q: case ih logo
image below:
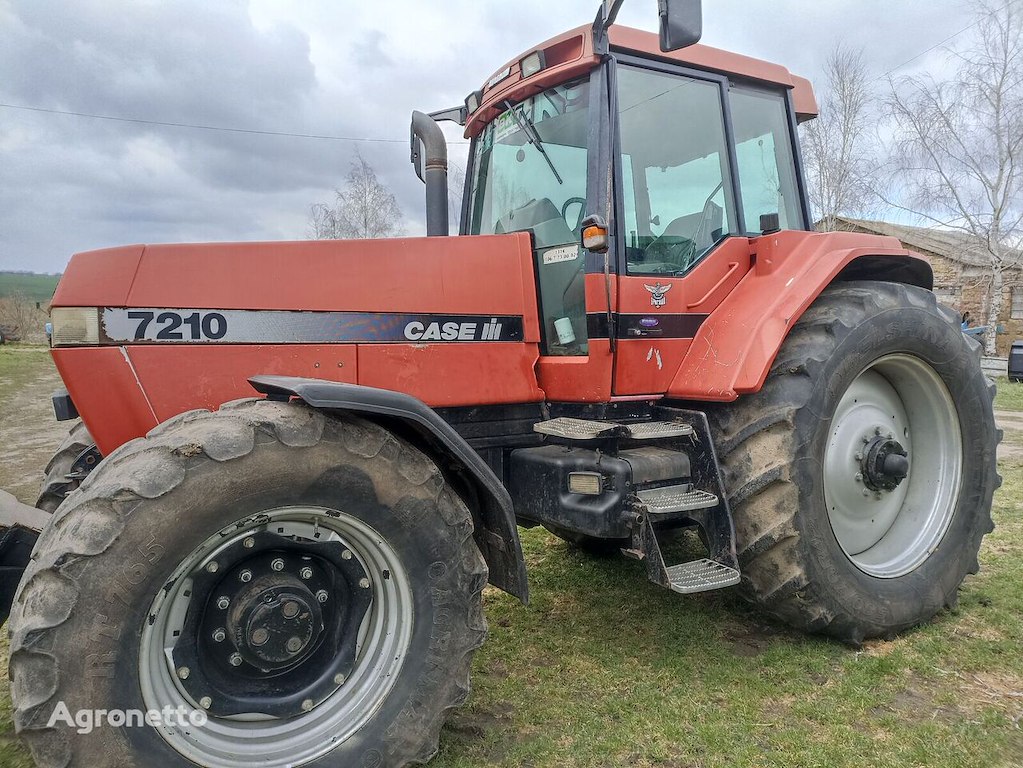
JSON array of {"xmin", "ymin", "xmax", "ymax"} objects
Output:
[
  {"xmin": 644, "ymin": 282, "xmax": 672, "ymax": 307},
  {"xmin": 403, "ymin": 319, "xmax": 505, "ymax": 342}
]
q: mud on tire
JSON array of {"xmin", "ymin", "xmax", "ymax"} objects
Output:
[
  {"xmin": 9, "ymin": 399, "xmax": 488, "ymax": 768},
  {"xmin": 36, "ymin": 421, "xmax": 96, "ymax": 513},
  {"xmin": 706, "ymin": 281, "xmax": 1000, "ymax": 644}
]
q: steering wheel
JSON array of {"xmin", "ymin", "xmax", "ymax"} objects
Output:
[{"xmin": 560, "ymin": 197, "xmax": 587, "ymax": 232}]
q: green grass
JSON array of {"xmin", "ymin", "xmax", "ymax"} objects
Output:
[
  {"xmin": 0, "ymin": 273, "xmax": 59, "ymax": 304},
  {"xmin": 0, "ymin": 352, "xmax": 1020, "ymax": 767},
  {"xmin": 995, "ymin": 378, "xmax": 1023, "ymax": 412}
]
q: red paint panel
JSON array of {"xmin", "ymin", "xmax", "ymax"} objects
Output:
[
  {"xmin": 357, "ymin": 343, "xmax": 543, "ymax": 407},
  {"xmin": 51, "ymin": 347, "xmax": 158, "ymax": 454},
  {"xmin": 616, "ymin": 238, "xmax": 751, "ymax": 313},
  {"xmin": 669, "ymin": 230, "xmax": 920, "ymax": 401},
  {"xmin": 51, "ymin": 246, "xmax": 144, "ymax": 307},
  {"xmin": 125, "ymin": 345, "xmax": 358, "ymax": 422},
  {"xmin": 613, "ymin": 339, "xmax": 693, "ymax": 395},
  {"xmin": 117, "ymin": 235, "xmax": 538, "ymax": 325},
  {"xmin": 614, "ymin": 238, "xmax": 751, "ymax": 395},
  {"xmin": 536, "ymin": 340, "xmax": 614, "ymax": 402}
]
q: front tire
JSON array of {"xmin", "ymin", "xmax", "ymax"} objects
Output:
[
  {"xmin": 10, "ymin": 399, "xmax": 487, "ymax": 768},
  {"xmin": 707, "ymin": 281, "xmax": 999, "ymax": 643}
]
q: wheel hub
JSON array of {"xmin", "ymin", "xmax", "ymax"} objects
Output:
[
  {"xmin": 861, "ymin": 434, "xmax": 910, "ymax": 492},
  {"xmin": 169, "ymin": 530, "xmax": 373, "ymax": 718},
  {"xmin": 227, "ymin": 574, "xmax": 322, "ymax": 670}
]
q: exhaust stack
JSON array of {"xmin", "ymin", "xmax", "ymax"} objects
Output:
[{"xmin": 410, "ymin": 111, "xmax": 449, "ymax": 237}]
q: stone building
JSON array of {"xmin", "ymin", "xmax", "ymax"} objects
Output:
[{"xmin": 830, "ymin": 218, "xmax": 1023, "ymax": 356}]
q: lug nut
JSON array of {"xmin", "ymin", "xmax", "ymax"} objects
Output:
[
  {"xmin": 271, "ymin": 558, "xmax": 285, "ymax": 572},
  {"xmin": 341, "ymin": 550, "xmax": 353, "ymax": 561},
  {"xmin": 282, "ymin": 601, "xmax": 300, "ymax": 619},
  {"xmin": 199, "ymin": 696, "xmax": 212, "ymax": 710},
  {"xmin": 239, "ymin": 569, "xmax": 252, "ymax": 583},
  {"xmin": 854, "ymin": 473, "xmax": 863, "ymax": 482},
  {"xmin": 216, "ymin": 596, "xmax": 230, "ymax": 610},
  {"xmin": 205, "ymin": 561, "xmax": 219, "ymax": 574},
  {"xmin": 286, "ymin": 636, "xmax": 303, "ymax": 653},
  {"xmin": 854, "ymin": 453, "xmax": 863, "ymax": 462},
  {"xmin": 333, "ymin": 673, "xmax": 346, "ymax": 686},
  {"xmin": 875, "ymin": 426, "xmax": 882, "ymax": 436},
  {"xmin": 316, "ymin": 590, "xmax": 329, "ymax": 603},
  {"xmin": 300, "ymin": 566, "xmax": 313, "ymax": 580},
  {"xmin": 358, "ymin": 578, "xmax": 371, "ymax": 589},
  {"xmin": 243, "ymin": 537, "xmax": 255, "ymax": 549},
  {"xmin": 301, "ymin": 699, "xmax": 314, "ymax": 712},
  {"xmin": 229, "ymin": 653, "xmax": 243, "ymax": 667},
  {"xmin": 862, "ymin": 489, "xmax": 869, "ymax": 497},
  {"xmin": 212, "ymin": 628, "xmax": 226, "ymax": 643},
  {"xmin": 177, "ymin": 666, "xmax": 190, "ymax": 680}
]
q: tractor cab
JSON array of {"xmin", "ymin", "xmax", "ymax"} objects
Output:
[{"xmin": 413, "ymin": 0, "xmax": 818, "ymax": 396}]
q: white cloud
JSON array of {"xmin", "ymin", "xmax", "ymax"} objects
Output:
[{"xmin": 0, "ymin": 0, "xmax": 973, "ymax": 272}]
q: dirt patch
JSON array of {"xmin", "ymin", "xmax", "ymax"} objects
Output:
[{"xmin": 0, "ymin": 361, "xmax": 68, "ymax": 504}]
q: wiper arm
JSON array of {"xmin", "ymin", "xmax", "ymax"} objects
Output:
[{"xmin": 503, "ymin": 100, "xmax": 563, "ymax": 185}]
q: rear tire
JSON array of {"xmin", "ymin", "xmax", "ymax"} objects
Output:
[
  {"xmin": 36, "ymin": 421, "xmax": 96, "ymax": 513},
  {"xmin": 10, "ymin": 399, "xmax": 487, "ymax": 768},
  {"xmin": 706, "ymin": 281, "xmax": 999, "ymax": 644}
]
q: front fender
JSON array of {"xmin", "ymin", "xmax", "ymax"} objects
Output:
[
  {"xmin": 249, "ymin": 375, "xmax": 529, "ymax": 602},
  {"xmin": 668, "ymin": 230, "xmax": 933, "ymax": 402}
]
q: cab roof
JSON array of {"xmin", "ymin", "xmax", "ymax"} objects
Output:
[{"xmin": 465, "ymin": 24, "xmax": 818, "ymax": 138}]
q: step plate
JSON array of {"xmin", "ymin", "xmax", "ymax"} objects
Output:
[
  {"xmin": 534, "ymin": 418, "xmax": 693, "ymax": 441},
  {"xmin": 636, "ymin": 486, "xmax": 718, "ymax": 515},
  {"xmin": 533, "ymin": 417, "xmax": 623, "ymax": 440},
  {"xmin": 625, "ymin": 421, "xmax": 694, "ymax": 440},
  {"xmin": 665, "ymin": 559, "xmax": 741, "ymax": 594}
]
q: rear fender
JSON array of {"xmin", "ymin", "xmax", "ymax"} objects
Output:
[
  {"xmin": 668, "ymin": 230, "xmax": 933, "ymax": 401},
  {"xmin": 249, "ymin": 375, "xmax": 529, "ymax": 602}
]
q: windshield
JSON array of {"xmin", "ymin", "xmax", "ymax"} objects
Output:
[{"xmin": 467, "ymin": 76, "xmax": 590, "ymax": 249}]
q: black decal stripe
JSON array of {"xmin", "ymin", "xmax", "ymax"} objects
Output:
[
  {"xmin": 98, "ymin": 308, "xmax": 525, "ymax": 345},
  {"xmin": 587, "ymin": 312, "xmax": 709, "ymax": 340}
]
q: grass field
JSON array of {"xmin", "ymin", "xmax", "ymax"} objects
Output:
[
  {"xmin": 996, "ymin": 378, "xmax": 1023, "ymax": 412},
  {"xmin": 0, "ymin": 354, "xmax": 1019, "ymax": 767},
  {"xmin": 0, "ymin": 273, "xmax": 59, "ymax": 304}
]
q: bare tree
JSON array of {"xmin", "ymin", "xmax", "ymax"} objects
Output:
[
  {"xmin": 801, "ymin": 46, "xmax": 875, "ymax": 231},
  {"xmin": 309, "ymin": 154, "xmax": 405, "ymax": 239},
  {"xmin": 448, "ymin": 161, "xmax": 466, "ymax": 232},
  {"xmin": 885, "ymin": 0, "xmax": 1022, "ymax": 354},
  {"xmin": 0, "ymin": 292, "xmax": 45, "ymax": 342}
]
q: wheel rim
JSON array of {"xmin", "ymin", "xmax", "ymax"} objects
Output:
[
  {"xmin": 823, "ymin": 354, "xmax": 963, "ymax": 578},
  {"xmin": 139, "ymin": 506, "xmax": 414, "ymax": 767}
]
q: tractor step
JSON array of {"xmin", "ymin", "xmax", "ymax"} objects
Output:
[
  {"xmin": 533, "ymin": 417, "xmax": 693, "ymax": 441},
  {"xmin": 636, "ymin": 485, "xmax": 717, "ymax": 516},
  {"xmin": 664, "ymin": 558, "xmax": 741, "ymax": 594}
]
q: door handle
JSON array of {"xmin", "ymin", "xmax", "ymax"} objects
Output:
[{"xmin": 687, "ymin": 262, "xmax": 740, "ymax": 310}]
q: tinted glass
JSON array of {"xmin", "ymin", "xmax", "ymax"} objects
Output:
[
  {"xmin": 617, "ymin": 65, "xmax": 737, "ymax": 275},
  {"xmin": 729, "ymin": 87, "xmax": 804, "ymax": 233}
]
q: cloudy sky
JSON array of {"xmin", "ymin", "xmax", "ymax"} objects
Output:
[{"xmin": 0, "ymin": 0, "xmax": 975, "ymax": 273}]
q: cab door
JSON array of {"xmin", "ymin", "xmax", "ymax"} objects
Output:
[{"xmin": 610, "ymin": 58, "xmax": 812, "ymax": 396}]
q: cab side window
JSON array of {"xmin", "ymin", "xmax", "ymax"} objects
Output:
[{"xmin": 728, "ymin": 87, "xmax": 804, "ymax": 234}]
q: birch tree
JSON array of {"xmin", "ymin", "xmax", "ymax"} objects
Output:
[
  {"xmin": 886, "ymin": 0, "xmax": 1023, "ymax": 354},
  {"xmin": 801, "ymin": 46, "xmax": 875, "ymax": 231},
  {"xmin": 310, "ymin": 154, "xmax": 405, "ymax": 239}
]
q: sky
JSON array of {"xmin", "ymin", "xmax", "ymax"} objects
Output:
[{"xmin": 0, "ymin": 0, "xmax": 976, "ymax": 274}]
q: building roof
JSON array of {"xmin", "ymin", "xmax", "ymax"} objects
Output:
[{"xmin": 832, "ymin": 217, "xmax": 1021, "ymax": 268}]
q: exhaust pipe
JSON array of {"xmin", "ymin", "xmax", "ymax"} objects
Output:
[{"xmin": 410, "ymin": 111, "xmax": 449, "ymax": 237}]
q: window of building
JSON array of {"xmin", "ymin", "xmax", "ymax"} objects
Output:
[{"xmin": 1011, "ymin": 287, "xmax": 1023, "ymax": 320}]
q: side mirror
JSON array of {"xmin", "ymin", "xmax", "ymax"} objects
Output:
[{"xmin": 658, "ymin": 0, "xmax": 702, "ymax": 52}]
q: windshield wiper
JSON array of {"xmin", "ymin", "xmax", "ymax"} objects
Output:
[{"xmin": 503, "ymin": 100, "xmax": 563, "ymax": 185}]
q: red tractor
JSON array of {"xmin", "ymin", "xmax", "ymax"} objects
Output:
[{"xmin": 0, "ymin": 2, "xmax": 999, "ymax": 766}]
